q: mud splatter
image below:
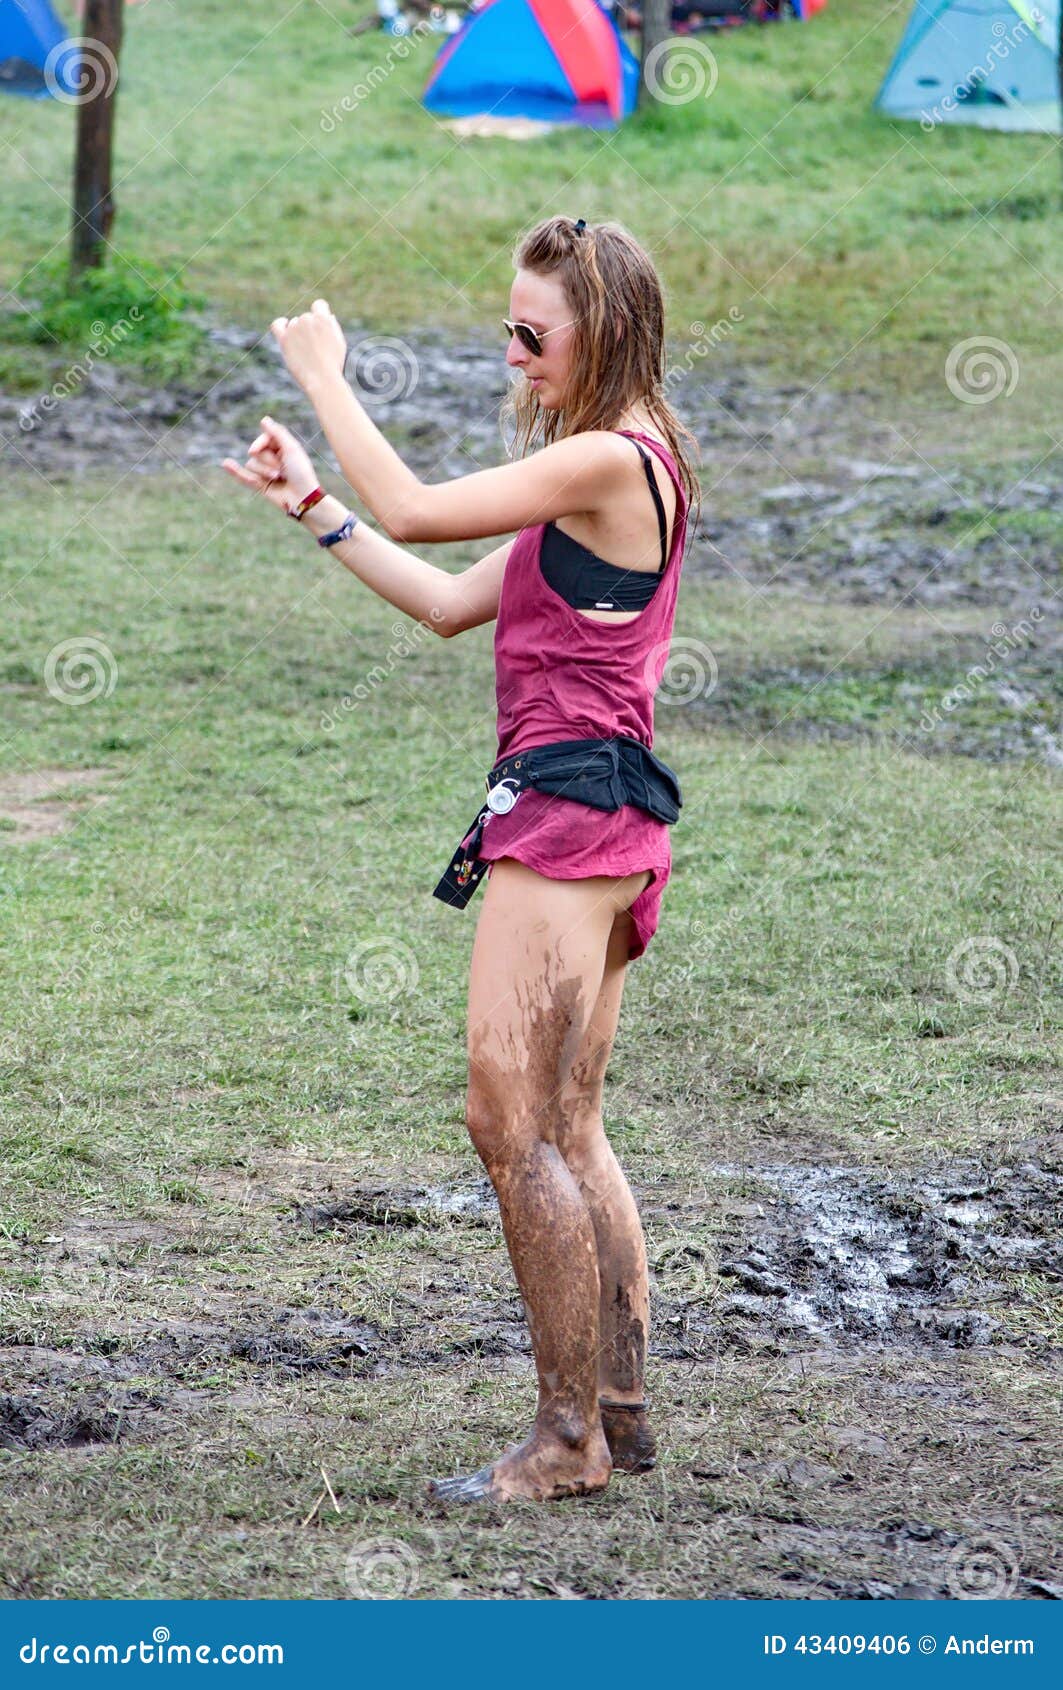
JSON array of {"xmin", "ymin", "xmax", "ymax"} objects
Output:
[
  {"xmin": 0, "ymin": 1392, "xmax": 131, "ymax": 1450},
  {"xmin": 296, "ymin": 1181, "xmax": 496, "ymax": 1232}
]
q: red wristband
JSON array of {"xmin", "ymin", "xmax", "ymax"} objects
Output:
[{"xmin": 287, "ymin": 485, "xmax": 326, "ymax": 521}]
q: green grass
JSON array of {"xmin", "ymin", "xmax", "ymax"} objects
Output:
[{"xmin": 1, "ymin": 0, "xmax": 1061, "ymax": 430}]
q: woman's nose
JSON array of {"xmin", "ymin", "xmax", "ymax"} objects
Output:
[{"xmin": 506, "ymin": 335, "xmax": 528, "ymax": 368}]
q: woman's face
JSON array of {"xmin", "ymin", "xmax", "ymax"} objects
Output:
[{"xmin": 506, "ymin": 267, "xmax": 576, "ymax": 411}]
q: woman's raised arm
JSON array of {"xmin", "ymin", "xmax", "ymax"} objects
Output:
[{"xmin": 272, "ymin": 301, "xmax": 632, "ymax": 544}]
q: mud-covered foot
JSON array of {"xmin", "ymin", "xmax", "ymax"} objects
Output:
[
  {"xmin": 600, "ymin": 1400, "xmax": 656, "ymax": 1474},
  {"xmin": 427, "ymin": 1425, "xmax": 612, "ymax": 1505}
]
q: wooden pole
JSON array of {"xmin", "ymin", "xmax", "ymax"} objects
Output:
[
  {"xmin": 639, "ymin": 0, "xmax": 672, "ymax": 110},
  {"xmin": 71, "ymin": 0, "xmax": 125, "ymax": 276}
]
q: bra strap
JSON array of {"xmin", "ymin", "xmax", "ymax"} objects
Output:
[{"xmin": 626, "ymin": 437, "xmax": 671, "ymax": 572}]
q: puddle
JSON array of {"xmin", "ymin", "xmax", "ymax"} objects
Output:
[{"xmin": 667, "ymin": 1154, "xmax": 1062, "ymax": 1355}]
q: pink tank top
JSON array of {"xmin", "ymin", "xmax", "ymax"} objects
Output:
[
  {"xmin": 477, "ymin": 429, "xmax": 689, "ymax": 959},
  {"xmin": 493, "ymin": 429, "xmax": 689, "ymax": 761}
]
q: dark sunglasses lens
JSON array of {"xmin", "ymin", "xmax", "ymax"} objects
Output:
[{"xmin": 505, "ymin": 320, "xmax": 542, "ymax": 357}]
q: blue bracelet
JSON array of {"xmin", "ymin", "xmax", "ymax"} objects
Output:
[{"xmin": 317, "ymin": 512, "xmax": 359, "ymax": 548}]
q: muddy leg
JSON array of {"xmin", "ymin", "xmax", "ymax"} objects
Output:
[
  {"xmin": 429, "ymin": 859, "xmax": 648, "ymax": 1506},
  {"xmin": 557, "ymin": 907, "xmax": 656, "ymax": 1474}
]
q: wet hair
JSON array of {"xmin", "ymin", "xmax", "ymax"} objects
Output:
[{"xmin": 500, "ymin": 215, "xmax": 701, "ymax": 525}]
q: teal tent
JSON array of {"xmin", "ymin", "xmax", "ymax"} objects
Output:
[{"xmin": 876, "ymin": 0, "xmax": 1061, "ymax": 132}]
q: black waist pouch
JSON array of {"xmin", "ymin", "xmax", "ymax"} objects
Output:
[{"xmin": 433, "ymin": 736, "xmax": 682, "ymax": 910}]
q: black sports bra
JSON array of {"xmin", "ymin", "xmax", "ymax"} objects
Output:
[{"xmin": 540, "ymin": 436, "xmax": 672, "ymax": 612}]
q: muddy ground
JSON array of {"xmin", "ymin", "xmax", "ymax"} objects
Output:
[
  {"xmin": 4, "ymin": 316, "xmax": 1059, "ymax": 770},
  {"xmin": 1, "ymin": 1135, "xmax": 1059, "ymax": 1598},
  {"xmin": 1, "ymin": 324, "xmax": 1060, "ymax": 1597}
]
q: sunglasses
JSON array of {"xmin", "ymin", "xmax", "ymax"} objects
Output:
[{"xmin": 502, "ymin": 316, "xmax": 576, "ymax": 358}]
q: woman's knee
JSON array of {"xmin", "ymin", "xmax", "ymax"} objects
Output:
[{"xmin": 465, "ymin": 1083, "xmax": 542, "ymax": 1172}]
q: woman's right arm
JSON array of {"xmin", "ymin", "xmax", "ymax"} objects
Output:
[
  {"xmin": 300, "ymin": 493, "xmax": 512, "ymax": 639},
  {"xmin": 222, "ymin": 419, "xmax": 509, "ymax": 639}
]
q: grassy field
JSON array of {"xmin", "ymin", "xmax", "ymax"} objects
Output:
[
  {"xmin": 0, "ymin": 0, "xmax": 1060, "ymax": 1604},
  {"xmin": 1, "ymin": 0, "xmax": 1061, "ymax": 432},
  {"xmin": 0, "ymin": 471, "xmax": 1059, "ymax": 1597}
]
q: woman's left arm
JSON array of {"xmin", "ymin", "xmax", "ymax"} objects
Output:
[{"xmin": 274, "ymin": 301, "xmax": 631, "ymax": 546}]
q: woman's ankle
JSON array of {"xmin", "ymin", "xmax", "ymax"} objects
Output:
[{"xmin": 537, "ymin": 1404, "xmax": 610, "ymax": 1454}]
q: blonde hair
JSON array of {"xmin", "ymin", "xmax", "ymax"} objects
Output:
[{"xmin": 500, "ymin": 215, "xmax": 701, "ymax": 525}]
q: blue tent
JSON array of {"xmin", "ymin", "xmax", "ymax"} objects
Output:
[
  {"xmin": 876, "ymin": 0, "xmax": 1061, "ymax": 132},
  {"xmin": 0, "ymin": 0, "xmax": 82, "ymax": 99},
  {"xmin": 424, "ymin": 0, "xmax": 638, "ymax": 128}
]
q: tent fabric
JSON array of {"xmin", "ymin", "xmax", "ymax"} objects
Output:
[
  {"xmin": 876, "ymin": 0, "xmax": 1062, "ymax": 132},
  {"xmin": 423, "ymin": 0, "xmax": 638, "ymax": 127},
  {"xmin": 0, "ymin": 0, "xmax": 81, "ymax": 98}
]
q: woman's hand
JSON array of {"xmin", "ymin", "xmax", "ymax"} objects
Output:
[
  {"xmin": 270, "ymin": 299, "xmax": 347, "ymax": 394},
  {"xmin": 221, "ymin": 416, "xmax": 319, "ymax": 515}
]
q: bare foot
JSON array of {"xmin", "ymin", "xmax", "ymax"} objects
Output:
[
  {"xmin": 428, "ymin": 1424, "xmax": 612, "ymax": 1504},
  {"xmin": 600, "ymin": 1401, "xmax": 656, "ymax": 1474}
]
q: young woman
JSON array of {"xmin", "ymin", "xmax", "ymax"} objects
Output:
[{"xmin": 222, "ymin": 216, "xmax": 699, "ymax": 1505}]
